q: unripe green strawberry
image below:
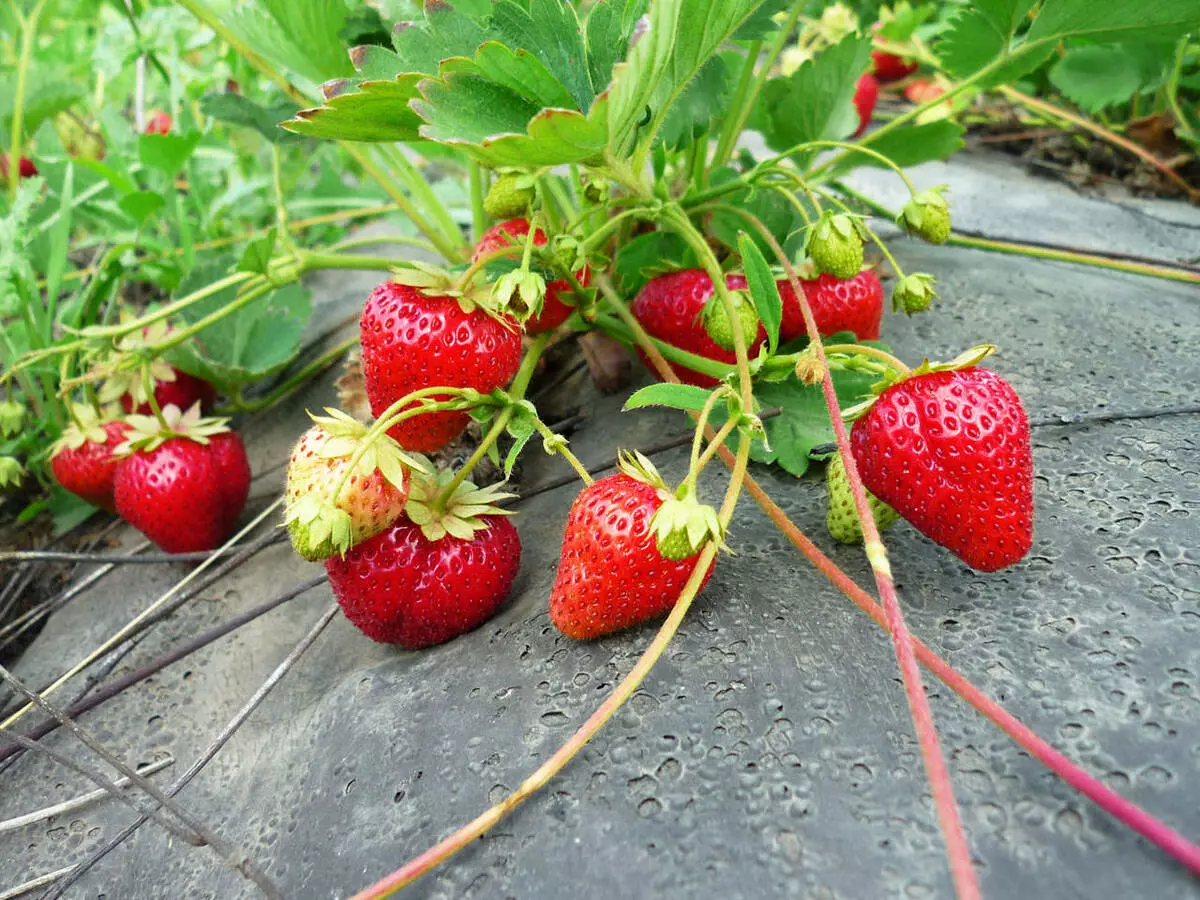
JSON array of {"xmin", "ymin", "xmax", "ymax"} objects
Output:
[
  {"xmin": 484, "ymin": 173, "xmax": 534, "ymax": 220},
  {"xmin": 892, "ymin": 272, "xmax": 938, "ymax": 315},
  {"xmin": 805, "ymin": 213, "xmax": 864, "ymax": 280},
  {"xmin": 825, "ymin": 452, "xmax": 899, "ymax": 544},
  {"xmin": 897, "ymin": 186, "xmax": 951, "ymax": 245},
  {"xmin": 284, "ymin": 408, "xmax": 428, "ymax": 561},
  {"xmin": 701, "ymin": 290, "xmax": 759, "ymax": 352}
]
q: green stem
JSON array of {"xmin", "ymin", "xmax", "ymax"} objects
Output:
[
  {"xmin": 434, "ymin": 332, "xmax": 550, "ymax": 506},
  {"xmin": 375, "ymin": 145, "xmax": 464, "ymax": 253},
  {"xmin": 1166, "ymin": 38, "xmax": 1195, "ymax": 143},
  {"xmin": 590, "ymin": 312, "xmax": 733, "ymax": 380},
  {"xmin": 796, "ymin": 140, "xmax": 918, "ymax": 193},
  {"xmin": 329, "ymin": 235, "xmax": 438, "ymax": 255},
  {"xmin": 469, "ymin": 161, "xmax": 486, "ymax": 240},
  {"xmin": 822, "ymin": 343, "xmax": 911, "ymax": 375},
  {"xmin": 712, "ymin": 41, "xmax": 764, "ymax": 168},
  {"xmin": 832, "ymin": 180, "xmax": 1200, "ymax": 286},
  {"xmin": 8, "ymin": 0, "xmax": 48, "ymax": 201},
  {"xmin": 684, "ymin": 388, "xmax": 726, "ymax": 488},
  {"xmin": 692, "ymin": 415, "xmax": 739, "ymax": 478}
]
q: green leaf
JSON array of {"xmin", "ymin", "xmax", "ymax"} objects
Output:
[
  {"xmin": 200, "ymin": 93, "xmax": 303, "ymax": 144},
  {"xmin": 659, "ymin": 52, "xmax": 733, "ymax": 150},
  {"xmin": 749, "ymin": 367, "xmax": 882, "ymax": 476},
  {"xmin": 733, "ymin": 0, "xmax": 791, "ymax": 40},
  {"xmin": 167, "ymin": 262, "xmax": 313, "ymax": 389},
  {"xmin": 612, "ymin": 229, "xmax": 694, "ymax": 296},
  {"xmin": 226, "ymin": 0, "xmax": 356, "ymax": 86},
  {"xmin": 237, "ymin": 228, "xmax": 277, "ymax": 276},
  {"xmin": 0, "ymin": 72, "xmax": 84, "ymax": 138},
  {"xmin": 825, "ymin": 121, "xmax": 966, "ymax": 175},
  {"xmin": 606, "ymin": 0, "xmax": 767, "ymax": 157},
  {"xmin": 443, "ymin": 41, "xmax": 578, "ymax": 110},
  {"xmin": 340, "ymin": 5, "xmax": 393, "ymax": 49},
  {"xmin": 756, "ymin": 34, "xmax": 873, "ymax": 164},
  {"xmin": 737, "ymin": 233, "xmax": 781, "ymax": 354},
  {"xmin": 284, "ymin": 75, "xmax": 425, "ymax": 142},
  {"xmin": 585, "ymin": 0, "xmax": 649, "ymax": 96},
  {"xmin": 624, "ymin": 382, "xmax": 716, "ymax": 412},
  {"xmin": 706, "ymin": 169, "xmax": 798, "ymax": 259},
  {"xmin": 489, "ymin": 0, "xmax": 593, "ymax": 112},
  {"xmin": 138, "ymin": 132, "xmax": 203, "ymax": 174},
  {"xmin": 414, "ymin": 74, "xmax": 608, "ymax": 166},
  {"xmin": 1049, "ymin": 45, "xmax": 1144, "ymax": 113},
  {"xmin": 118, "ymin": 190, "xmax": 165, "ymax": 227},
  {"xmin": 1027, "ymin": 0, "xmax": 1200, "ymax": 47},
  {"xmin": 391, "ymin": 1, "xmax": 490, "ymax": 75},
  {"xmin": 938, "ymin": 0, "xmax": 1037, "ymax": 80}
]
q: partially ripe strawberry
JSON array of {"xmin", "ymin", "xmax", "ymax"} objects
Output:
[
  {"xmin": 473, "ymin": 218, "xmax": 589, "ymax": 334},
  {"xmin": 325, "ymin": 476, "xmax": 520, "ymax": 648},
  {"xmin": 49, "ymin": 407, "xmax": 131, "ymax": 512},
  {"xmin": 871, "ymin": 50, "xmax": 917, "ymax": 83},
  {"xmin": 360, "ymin": 280, "xmax": 523, "ymax": 452},
  {"xmin": 825, "ymin": 452, "xmax": 898, "ymax": 544},
  {"xmin": 853, "ymin": 73, "xmax": 879, "ymax": 137},
  {"xmin": 778, "ymin": 271, "xmax": 884, "ymax": 342},
  {"xmin": 850, "ymin": 362, "xmax": 1033, "ymax": 571},
  {"xmin": 145, "ymin": 111, "xmax": 173, "ymax": 135},
  {"xmin": 550, "ymin": 453, "xmax": 716, "ymax": 640},
  {"xmin": 284, "ymin": 408, "xmax": 427, "ymax": 561},
  {"xmin": 904, "ymin": 79, "xmax": 946, "ymax": 105},
  {"xmin": 631, "ymin": 270, "xmax": 766, "ymax": 388},
  {"xmin": 112, "ymin": 405, "xmax": 250, "ymax": 553}
]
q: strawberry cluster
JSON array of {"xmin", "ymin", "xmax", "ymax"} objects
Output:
[{"xmin": 50, "ymin": 364, "xmax": 251, "ymax": 554}]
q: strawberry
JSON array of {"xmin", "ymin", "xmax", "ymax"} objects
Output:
[
  {"xmin": 904, "ymin": 79, "xmax": 946, "ymax": 105},
  {"xmin": 701, "ymin": 288, "xmax": 760, "ymax": 352},
  {"xmin": 850, "ymin": 360, "xmax": 1033, "ymax": 571},
  {"xmin": 897, "ymin": 186, "xmax": 951, "ymax": 245},
  {"xmin": 112, "ymin": 405, "xmax": 250, "ymax": 553},
  {"xmin": 825, "ymin": 452, "xmax": 898, "ymax": 544},
  {"xmin": 49, "ymin": 407, "xmax": 131, "ymax": 513},
  {"xmin": 550, "ymin": 453, "xmax": 716, "ymax": 640},
  {"xmin": 853, "ymin": 73, "xmax": 879, "ymax": 138},
  {"xmin": 483, "ymin": 173, "xmax": 534, "ymax": 220},
  {"xmin": 360, "ymin": 278, "xmax": 523, "ymax": 453},
  {"xmin": 0, "ymin": 154, "xmax": 38, "ymax": 180},
  {"xmin": 99, "ymin": 320, "xmax": 217, "ymax": 415},
  {"xmin": 145, "ymin": 111, "xmax": 173, "ymax": 135},
  {"xmin": 871, "ymin": 50, "xmax": 917, "ymax": 83},
  {"xmin": 630, "ymin": 270, "xmax": 766, "ymax": 388},
  {"xmin": 119, "ymin": 368, "xmax": 216, "ymax": 415},
  {"xmin": 778, "ymin": 270, "xmax": 884, "ymax": 342},
  {"xmin": 473, "ymin": 218, "xmax": 589, "ymax": 334},
  {"xmin": 804, "ymin": 212, "xmax": 865, "ymax": 281},
  {"xmin": 284, "ymin": 408, "xmax": 428, "ymax": 561},
  {"xmin": 324, "ymin": 475, "xmax": 520, "ymax": 648}
]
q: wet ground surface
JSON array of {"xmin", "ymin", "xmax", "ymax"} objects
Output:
[{"xmin": 2, "ymin": 151, "xmax": 1199, "ymax": 899}]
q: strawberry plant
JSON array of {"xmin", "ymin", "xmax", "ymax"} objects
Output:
[{"xmin": 2, "ymin": 0, "xmax": 1200, "ymax": 898}]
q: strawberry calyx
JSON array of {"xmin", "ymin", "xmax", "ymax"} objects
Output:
[
  {"xmin": 650, "ymin": 484, "xmax": 727, "ymax": 561},
  {"xmin": 0, "ymin": 456, "xmax": 24, "ymax": 489},
  {"xmin": 391, "ymin": 262, "xmax": 516, "ymax": 329},
  {"xmin": 897, "ymin": 185, "xmax": 951, "ymax": 245},
  {"xmin": 892, "ymin": 272, "xmax": 938, "ymax": 314},
  {"xmin": 805, "ymin": 211, "xmax": 866, "ymax": 280},
  {"xmin": 0, "ymin": 399, "xmax": 27, "ymax": 437},
  {"xmin": 614, "ymin": 449, "xmax": 668, "ymax": 491},
  {"xmin": 96, "ymin": 317, "xmax": 178, "ymax": 406},
  {"xmin": 52, "ymin": 403, "xmax": 121, "ymax": 454},
  {"xmin": 114, "ymin": 402, "xmax": 230, "ymax": 455},
  {"xmin": 404, "ymin": 469, "xmax": 516, "ymax": 542},
  {"xmin": 840, "ymin": 344, "xmax": 998, "ymax": 421}
]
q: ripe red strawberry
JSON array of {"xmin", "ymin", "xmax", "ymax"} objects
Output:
[
  {"xmin": 549, "ymin": 454, "xmax": 716, "ymax": 640},
  {"xmin": 777, "ymin": 271, "xmax": 884, "ymax": 342},
  {"xmin": 119, "ymin": 368, "xmax": 216, "ymax": 415},
  {"xmin": 325, "ymin": 477, "xmax": 520, "ymax": 648},
  {"xmin": 360, "ymin": 279, "xmax": 522, "ymax": 453},
  {"xmin": 871, "ymin": 50, "xmax": 917, "ymax": 83},
  {"xmin": 49, "ymin": 409, "xmax": 131, "ymax": 513},
  {"xmin": 850, "ymin": 364, "xmax": 1033, "ymax": 571},
  {"xmin": 112, "ymin": 406, "xmax": 250, "ymax": 553},
  {"xmin": 145, "ymin": 111, "xmax": 172, "ymax": 135},
  {"xmin": 853, "ymin": 73, "xmax": 879, "ymax": 137},
  {"xmin": 0, "ymin": 154, "xmax": 38, "ymax": 180},
  {"xmin": 630, "ymin": 270, "xmax": 766, "ymax": 388},
  {"xmin": 284, "ymin": 409, "xmax": 426, "ymax": 560},
  {"xmin": 473, "ymin": 218, "xmax": 589, "ymax": 334}
]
